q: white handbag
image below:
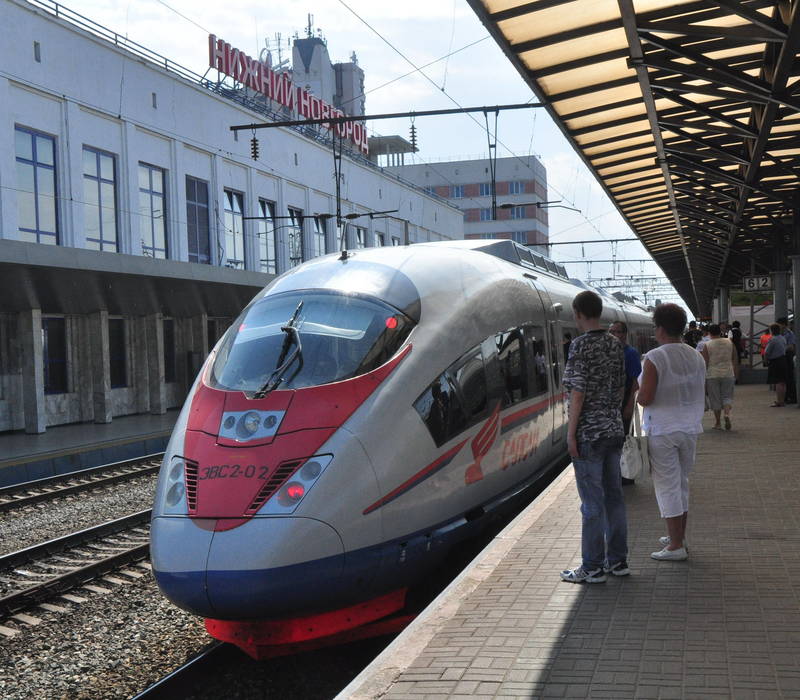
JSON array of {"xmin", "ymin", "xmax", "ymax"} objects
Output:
[{"xmin": 620, "ymin": 402, "xmax": 649, "ymax": 481}]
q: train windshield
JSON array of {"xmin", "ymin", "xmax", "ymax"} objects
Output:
[{"xmin": 209, "ymin": 291, "xmax": 414, "ymax": 392}]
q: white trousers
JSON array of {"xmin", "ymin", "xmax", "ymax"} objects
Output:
[{"xmin": 648, "ymin": 432, "xmax": 698, "ymax": 518}]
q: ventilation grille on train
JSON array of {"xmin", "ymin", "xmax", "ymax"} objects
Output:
[
  {"xmin": 245, "ymin": 459, "xmax": 305, "ymax": 515},
  {"xmin": 185, "ymin": 461, "xmax": 199, "ymax": 513}
]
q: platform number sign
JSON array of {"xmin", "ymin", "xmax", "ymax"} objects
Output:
[{"xmin": 742, "ymin": 275, "xmax": 772, "ymax": 292}]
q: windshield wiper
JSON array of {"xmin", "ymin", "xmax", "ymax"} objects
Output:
[{"xmin": 253, "ymin": 301, "xmax": 304, "ymax": 398}]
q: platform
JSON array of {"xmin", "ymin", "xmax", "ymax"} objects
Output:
[
  {"xmin": 341, "ymin": 384, "xmax": 800, "ymax": 699},
  {"xmin": 0, "ymin": 411, "xmax": 178, "ymax": 486}
]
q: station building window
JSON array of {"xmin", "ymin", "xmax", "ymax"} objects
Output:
[
  {"xmin": 509, "ymin": 181, "xmax": 524, "ymax": 195},
  {"xmin": 391, "ymin": 236, "xmax": 401, "ymax": 246},
  {"xmin": 354, "ymin": 226, "xmax": 366, "ymax": 249},
  {"xmin": 376, "ymin": 233, "xmax": 385, "ymax": 246},
  {"xmin": 510, "ymin": 206, "xmax": 526, "ymax": 220},
  {"xmin": 15, "ymin": 126, "xmax": 59, "ymax": 245},
  {"xmin": 257, "ymin": 199, "xmax": 278, "ymax": 274},
  {"xmin": 42, "ymin": 317, "xmax": 67, "ymax": 394},
  {"xmin": 186, "ymin": 176, "xmax": 210, "ymax": 264},
  {"xmin": 450, "ymin": 185, "xmax": 464, "ymax": 199},
  {"xmin": 287, "ymin": 207, "xmax": 304, "ymax": 268},
  {"xmin": 512, "ymin": 231, "xmax": 527, "ymax": 244},
  {"xmin": 312, "ymin": 216, "xmax": 327, "ymax": 258},
  {"xmin": 479, "ymin": 182, "xmax": 494, "ymax": 196},
  {"xmin": 163, "ymin": 318, "xmax": 176, "ymax": 383},
  {"xmin": 480, "ymin": 208, "xmax": 493, "ymax": 221},
  {"xmin": 223, "ymin": 189, "xmax": 245, "ymax": 269},
  {"xmin": 83, "ymin": 147, "xmax": 118, "ymax": 252},
  {"xmin": 108, "ymin": 317, "xmax": 127, "ymax": 388},
  {"xmin": 139, "ymin": 163, "xmax": 167, "ymax": 258}
]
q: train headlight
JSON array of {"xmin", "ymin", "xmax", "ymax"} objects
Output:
[
  {"xmin": 257, "ymin": 454, "xmax": 333, "ymax": 516},
  {"xmin": 166, "ymin": 481, "xmax": 185, "ymax": 507},
  {"xmin": 162, "ymin": 456, "xmax": 188, "ymax": 515},
  {"xmin": 241, "ymin": 412, "xmax": 261, "ymax": 435}
]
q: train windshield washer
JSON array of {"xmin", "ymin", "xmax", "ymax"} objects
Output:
[{"xmin": 560, "ymin": 290, "xmax": 628, "ymax": 584}]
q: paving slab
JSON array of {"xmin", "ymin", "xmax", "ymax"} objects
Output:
[{"xmin": 340, "ymin": 384, "xmax": 800, "ymax": 699}]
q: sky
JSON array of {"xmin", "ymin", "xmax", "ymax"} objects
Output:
[{"xmin": 60, "ymin": 0, "xmax": 686, "ymax": 309}]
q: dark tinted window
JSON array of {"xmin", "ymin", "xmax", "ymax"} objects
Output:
[
  {"xmin": 525, "ymin": 326, "xmax": 549, "ymax": 396},
  {"xmin": 453, "ymin": 349, "xmax": 487, "ymax": 420},
  {"xmin": 414, "ymin": 374, "xmax": 466, "ymax": 448},
  {"xmin": 415, "ymin": 346, "xmax": 489, "ymax": 447},
  {"xmin": 43, "ymin": 317, "xmax": 67, "ymax": 394},
  {"xmin": 496, "ymin": 329, "xmax": 528, "ymax": 407},
  {"xmin": 108, "ymin": 318, "xmax": 126, "ymax": 388},
  {"xmin": 210, "ymin": 291, "xmax": 414, "ymax": 392}
]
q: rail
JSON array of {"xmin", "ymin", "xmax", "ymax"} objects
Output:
[{"xmin": 0, "ymin": 454, "xmax": 163, "ymax": 512}]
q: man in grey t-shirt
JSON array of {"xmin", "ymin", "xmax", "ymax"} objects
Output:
[{"xmin": 560, "ymin": 290, "xmax": 628, "ymax": 583}]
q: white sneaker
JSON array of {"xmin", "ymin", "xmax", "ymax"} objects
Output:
[
  {"xmin": 651, "ymin": 547, "xmax": 688, "ymax": 561},
  {"xmin": 659, "ymin": 536, "xmax": 689, "ymax": 551}
]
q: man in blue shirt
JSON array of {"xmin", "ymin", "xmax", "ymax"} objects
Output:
[{"xmin": 610, "ymin": 321, "xmax": 643, "ymax": 485}]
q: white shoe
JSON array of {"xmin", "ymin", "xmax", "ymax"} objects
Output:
[
  {"xmin": 659, "ymin": 536, "xmax": 689, "ymax": 551},
  {"xmin": 651, "ymin": 547, "xmax": 688, "ymax": 561}
]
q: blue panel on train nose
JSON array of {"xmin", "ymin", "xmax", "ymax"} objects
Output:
[
  {"xmin": 151, "ymin": 516, "xmax": 215, "ymax": 616},
  {"xmin": 204, "ymin": 517, "xmax": 345, "ymax": 618}
]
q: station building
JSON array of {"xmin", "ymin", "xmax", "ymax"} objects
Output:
[
  {"xmin": 388, "ymin": 156, "xmax": 549, "ymax": 252},
  {"xmin": 0, "ymin": 0, "xmax": 463, "ymax": 434}
]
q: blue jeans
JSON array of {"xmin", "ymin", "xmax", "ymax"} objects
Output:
[{"xmin": 572, "ymin": 437, "xmax": 628, "ymax": 570}]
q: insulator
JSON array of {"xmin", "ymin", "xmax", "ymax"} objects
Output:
[
  {"xmin": 250, "ymin": 136, "xmax": 260, "ymax": 161},
  {"xmin": 409, "ymin": 123, "xmax": 417, "ymax": 151}
]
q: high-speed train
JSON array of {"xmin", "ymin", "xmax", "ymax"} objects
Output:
[{"xmin": 150, "ymin": 239, "xmax": 654, "ymax": 658}]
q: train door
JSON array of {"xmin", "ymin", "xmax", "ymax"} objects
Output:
[{"xmin": 528, "ymin": 281, "xmax": 566, "ymax": 444}]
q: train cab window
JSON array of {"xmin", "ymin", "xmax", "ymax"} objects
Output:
[
  {"xmin": 452, "ymin": 349, "xmax": 487, "ymax": 420},
  {"xmin": 524, "ymin": 326, "xmax": 549, "ymax": 396},
  {"xmin": 495, "ymin": 329, "xmax": 528, "ymax": 407},
  {"xmin": 209, "ymin": 291, "xmax": 414, "ymax": 392},
  {"xmin": 414, "ymin": 374, "xmax": 467, "ymax": 447}
]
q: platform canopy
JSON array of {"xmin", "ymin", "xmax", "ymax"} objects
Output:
[{"xmin": 467, "ymin": 0, "xmax": 800, "ymax": 315}]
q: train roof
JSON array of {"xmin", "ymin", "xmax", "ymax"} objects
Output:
[
  {"xmin": 428, "ymin": 240, "xmax": 651, "ymax": 315},
  {"xmin": 428, "ymin": 239, "xmax": 570, "ymax": 280}
]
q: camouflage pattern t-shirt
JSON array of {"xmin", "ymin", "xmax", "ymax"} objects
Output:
[{"xmin": 562, "ymin": 329, "xmax": 625, "ymax": 443}]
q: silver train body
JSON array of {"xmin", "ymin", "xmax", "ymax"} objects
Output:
[{"xmin": 150, "ymin": 240, "xmax": 653, "ymax": 637}]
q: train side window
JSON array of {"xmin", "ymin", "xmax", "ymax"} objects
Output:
[
  {"xmin": 452, "ymin": 348, "xmax": 488, "ymax": 421},
  {"xmin": 414, "ymin": 374, "xmax": 467, "ymax": 447},
  {"xmin": 496, "ymin": 329, "xmax": 528, "ymax": 407},
  {"xmin": 524, "ymin": 326, "xmax": 549, "ymax": 396}
]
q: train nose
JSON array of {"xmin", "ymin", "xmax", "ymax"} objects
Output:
[
  {"xmin": 205, "ymin": 516, "xmax": 345, "ymax": 619},
  {"xmin": 151, "ymin": 516, "xmax": 345, "ymax": 619}
]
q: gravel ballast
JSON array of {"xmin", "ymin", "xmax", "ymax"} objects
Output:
[
  {"xmin": 0, "ymin": 572, "xmax": 210, "ymax": 700},
  {"xmin": 0, "ymin": 476, "xmax": 158, "ymax": 556}
]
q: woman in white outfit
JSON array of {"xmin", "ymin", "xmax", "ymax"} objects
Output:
[
  {"xmin": 638, "ymin": 304, "xmax": 707, "ymax": 561},
  {"xmin": 702, "ymin": 324, "xmax": 739, "ymax": 430}
]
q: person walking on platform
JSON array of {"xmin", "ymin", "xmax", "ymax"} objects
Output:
[
  {"xmin": 638, "ymin": 304, "xmax": 706, "ymax": 562},
  {"xmin": 730, "ymin": 321, "xmax": 744, "ymax": 363},
  {"xmin": 610, "ymin": 321, "xmax": 642, "ymax": 485},
  {"xmin": 764, "ymin": 323, "xmax": 788, "ymax": 406},
  {"xmin": 560, "ymin": 290, "xmax": 628, "ymax": 584},
  {"xmin": 778, "ymin": 317, "xmax": 796, "ymax": 404},
  {"xmin": 683, "ymin": 320, "xmax": 702, "ymax": 348},
  {"xmin": 701, "ymin": 324, "xmax": 739, "ymax": 430}
]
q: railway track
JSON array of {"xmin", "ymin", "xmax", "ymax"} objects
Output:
[
  {"xmin": 0, "ymin": 509, "xmax": 152, "ymax": 622},
  {"xmin": 130, "ymin": 642, "xmax": 231, "ymax": 699},
  {"xmin": 0, "ymin": 454, "xmax": 163, "ymax": 512}
]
